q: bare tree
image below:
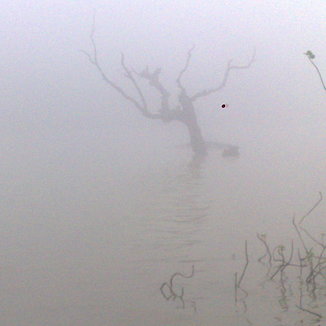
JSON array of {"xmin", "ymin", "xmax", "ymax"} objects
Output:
[
  {"xmin": 304, "ymin": 51, "xmax": 326, "ymax": 91},
  {"xmin": 82, "ymin": 15, "xmax": 255, "ymax": 158}
]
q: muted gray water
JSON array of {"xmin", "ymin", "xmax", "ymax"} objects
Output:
[{"xmin": 1, "ymin": 140, "xmax": 325, "ymax": 325}]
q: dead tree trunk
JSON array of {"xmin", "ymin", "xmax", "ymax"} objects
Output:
[
  {"xmin": 82, "ymin": 17, "xmax": 255, "ymax": 158},
  {"xmin": 178, "ymin": 90, "xmax": 207, "ymax": 156}
]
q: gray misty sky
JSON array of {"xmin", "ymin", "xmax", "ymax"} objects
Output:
[{"xmin": 1, "ymin": 0, "xmax": 325, "ymax": 167}]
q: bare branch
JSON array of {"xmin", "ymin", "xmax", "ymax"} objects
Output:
[
  {"xmin": 135, "ymin": 66, "xmax": 169, "ymax": 97},
  {"xmin": 81, "ymin": 14, "xmax": 163, "ymax": 120},
  {"xmin": 176, "ymin": 45, "xmax": 195, "ymax": 91},
  {"xmin": 120, "ymin": 53, "xmax": 148, "ymax": 111},
  {"xmin": 134, "ymin": 66, "xmax": 182, "ymax": 121},
  {"xmin": 190, "ymin": 48, "xmax": 256, "ymax": 101}
]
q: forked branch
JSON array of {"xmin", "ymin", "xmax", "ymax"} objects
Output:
[
  {"xmin": 81, "ymin": 13, "xmax": 162, "ymax": 120},
  {"xmin": 191, "ymin": 49, "xmax": 256, "ymax": 101},
  {"xmin": 176, "ymin": 45, "xmax": 196, "ymax": 91}
]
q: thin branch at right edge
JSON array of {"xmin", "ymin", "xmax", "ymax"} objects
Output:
[{"xmin": 307, "ymin": 57, "xmax": 326, "ymax": 91}]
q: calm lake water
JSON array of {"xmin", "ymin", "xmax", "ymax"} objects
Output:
[{"xmin": 1, "ymin": 138, "xmax": 325, "ymax": 326}]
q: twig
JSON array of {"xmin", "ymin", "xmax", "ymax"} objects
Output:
[
  {"xmin": 298, "ymin": 249, "xmax": 304, "ymax": 308},
  {"xmin": 295, "ymin": 305, "xmax": 322, "ymax": 319},
  {"xmin": 190, "ymin": 48, "xmax": 255, "ymax": 101},
  {"xmin": 257, "ymin": 233, "xmax": 272, "ymax": 265},
  {"xmin": 176, "ymin": 45, "xmax": 195, "ymax": 91},
  {"xmin": 237, "ymin": 240, "xmax": 249, "ymax": 288},
  {"xmin": 299, "ymin": 192, "xmax": 323, "ymax": 225},
  {"xmin": 270, "ymin": 241, "xmax": 294, "ymax": 280},
  {"xmin": 234, "ymin": 272, "xmax": 238, "ymax": 303},
  {"xmin": 292, "ymin": 215, "xmax": 309, "ymax": 254},
  {"xmin": 81, "ymin": 14, "xmax": 164, "ymax": 120}
]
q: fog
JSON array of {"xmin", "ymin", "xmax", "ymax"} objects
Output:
[{"xmin": 1, "ymin": 1, "xmax": 326, "ymax": 325}]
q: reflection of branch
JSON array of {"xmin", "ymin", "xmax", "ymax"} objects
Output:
[{"xmin": 191, "ymin": 49, "xmax": 255, "ymax": 101}]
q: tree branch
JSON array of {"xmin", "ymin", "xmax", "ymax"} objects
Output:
[
  {"xmin": 176, "ymin": 45, "xmax": 195, "ymax": 92},
  {"xmin": 80, "ymin": 13, "xmax": 163, "ymax": 120},
  {"xmin": 135, "ymin": 66, "xmax": 169, "ymax": 98},
  {"xmin": 120, "ymin": 53, "xmax": 148, "ymax": 111},
  {"xmin": 135, "ymin": 66, "xmax": 183, "ymax": 122},
  {"xmin": 190, "ymin": 48, "xmax": 256, "ymax": 101}
]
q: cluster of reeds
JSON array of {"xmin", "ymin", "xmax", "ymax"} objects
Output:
[{"xmin": 235, "ymin": 192, "xmax": 325, "ymax": 322}]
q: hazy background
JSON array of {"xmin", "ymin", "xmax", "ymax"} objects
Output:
[{"xmin": 1, "ymin": 0, "xmax": 325, "ymax": 325}]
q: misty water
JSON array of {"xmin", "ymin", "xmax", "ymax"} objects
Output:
[
  {"xmin": 2, "ymin": 139, "xmax": 326, "ymax": 325},
  {"xmin": 2, "ymin": 1, "xmax": 326, "ymax": 325}
]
